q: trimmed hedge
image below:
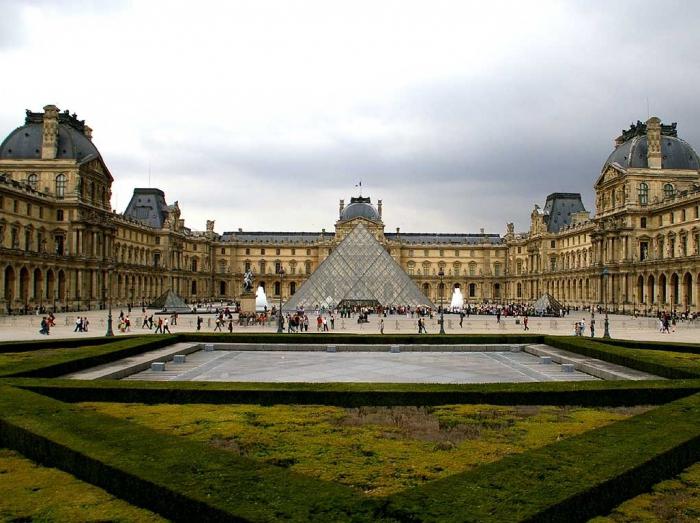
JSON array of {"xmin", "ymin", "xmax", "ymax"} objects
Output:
[
  {"xmin": 543, "ymin": 336, "xmax": 700, "ymax": 379},
  {"xmin": 383, "ymin": 392, "xmax": 700, "ymax": 522},
  {"xmin": 2, "ymin": 384, "xmax": 700, "ymax": 522},
  {"xmin": 0, "ymin": 336, "xmax": 178, "ymax": 378},
  {"xmin": 602, "ymin": 337, "xmax": 700, "ymax": 354},
  {"xmin": 0, "ymin": 385, "xmax": 378, "ymax": 522},
  {"xmin": 12, "ymin": 377, "xmax": 700, "ymax": 407}
]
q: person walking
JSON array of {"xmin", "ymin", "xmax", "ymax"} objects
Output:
[
  {"xmin": 523, "ymin": 315, "xmax": 529, "ymax": 331},
  {"xmin": 155, "ymin": 317, "xmax": 163, "ymax": 334},
  {"xmin": 459, "ymin": 310, "xmax": 464, "ymax": 328},
  {"xmin": 590, "ymin": 318, "xmax": 595, "ymax": 338},
  {"xmin": 379, "ymin": 318, "xmax": 384, "ymax": 334},
  {"xmin": 228, "ymin": 318, "xmax": 233, "ymax": 333},
  {"xmin": 74, "ymin": 316, "xmax": 82, "ymax": 332},
  {"xmin": 163, "ymin": 318, "xmax": 171, "ymax": 334}
]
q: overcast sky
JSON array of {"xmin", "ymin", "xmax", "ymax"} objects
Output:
[{"xmin": 2, "ymin": 0, "xmax": 699, "ymax": 235}]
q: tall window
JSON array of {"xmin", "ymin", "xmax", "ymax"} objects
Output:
[
  {"xmin": 275, "ymin": 261, "xmax": 282, "ymax": 274},
  {"xmin": 305, "ymin": 261, "xmax": 312, "ymax": 274},
  {"xmin": 663, "ymin": 183, "xmax": 675, "ymax": 199},
  {"xmin": 274, "ymin": 281, "xmax": 281, "ymax": 295},
  {"xmin": 638, "ymin": 183, "xmax": 648, "ymax": 205},
  {"xmin": 27, "ymin": 173, "xmax": 38, "ymax": 190},
  {"xmin": 55, "ymin": 174, "xmax": 66, "ymax": 198}
]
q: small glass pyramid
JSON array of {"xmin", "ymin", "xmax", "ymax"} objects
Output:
[{"xmin": 283, "ymin": 223, "xmax": 434, "ymax": 310}]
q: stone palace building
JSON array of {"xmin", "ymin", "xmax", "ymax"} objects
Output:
[{"xmin": 0, "ymin": 105, "xmax": 699, "ymax": 313}]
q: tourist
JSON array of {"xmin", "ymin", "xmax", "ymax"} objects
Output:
[
  {"xmin": 459, "ymin": 310, "xmax": 464, "ymax": 327},
  {"xmin": 142, "ymin": 315, "xmax": 149, "ymax": 329},
  {"xmin": 196, "ymin": 316, "xmax": 203, "ymax": 331},
  {"xmin": 74, "ymin": 316, "xmax": 82, "ymax": 332},
  {"xmin": 228, "ymin": 319, "xmax": 233, "ymax": 333},
  {"xmin": 163, "ymin": 318, "xmax": 171, "ymax": 334},
  {"xmin": 214, "ymin": 317, "xmax": 223, "ymax": 331},
  {"xmin": 379, "ymin": 318, "xmax": 384, "ymax": 334},
  {"xmin": 82, "ymin": 317, "xmax": 89, "ymax": 332},
  {"xmin": 580, "ymin": 318, "xmax": 586, "ymax": 336},
  {"xmin": 417, "ymin": 317, "xmax": 422, "ymax": 334},
  {"xmin": 523, "ymin": 315, "xmax": 529, "ymax": 331},
  {"xmin": 155, "ymin": 317, "xmax": 163, "ymax": 334},
  {"xmin": 590, "ymin": 318, "xmax": 595, "ymax": 338},
  {"xmin": 39, "ymin": 316, "xmax": 49, "ymax": 335}
]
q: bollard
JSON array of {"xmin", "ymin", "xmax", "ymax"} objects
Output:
[
  {"xmin": 151, "ymin": 362, "xmax": 166, "ymax": 371},
  {"xmin": 540, "ymin": 356, "xmax": 552, "ymax": 364},
  {"xmin": 173, "ymin": 354, "xmax": 187, "ymax": 364},
  {"xmin": 561, "ymin": 363, "xmax": 575, "ymax": 373}
]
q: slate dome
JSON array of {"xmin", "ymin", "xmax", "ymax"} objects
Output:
[
  {"xmin": 0, "ymin": 109, "xmax": 100, "ymax": 161},
  {"xmin": 603, "ymin": 120, "xmax": 700, "ymax": 171},
  {"xmin": 340, "ymin": 196, "xmax": 381, "ymax": 221}
]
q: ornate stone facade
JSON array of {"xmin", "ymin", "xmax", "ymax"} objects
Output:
[{"xmin": 0, "ymin": 106, "xmax": 698, "ymax": 313}]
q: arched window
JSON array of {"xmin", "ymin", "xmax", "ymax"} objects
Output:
[
  {"xmin": 55, "ymin": 174, "xmax": 66, "ymax": 198},
  {"xmin": 664, "ymin": 183, "xmax": 675, "ymax": 199},
  {"xmin": 638, "ymin": 182, "xmax": 648, "ymax": 205},
  {"xmin": 27, "ymin": 173, "xmax": 38, "ymax": 190}
]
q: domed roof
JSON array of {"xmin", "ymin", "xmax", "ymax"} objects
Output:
[
  {"xmin": 603, "ymin": 121, "xmax": 700, "ymax": 170},
  {"xmin": 0, "ymin": 109, "xmax": 100, "ymax": 162},
  {"xmin": 340, "ymin": 196, "xmax": 381, "ymax": 221}
]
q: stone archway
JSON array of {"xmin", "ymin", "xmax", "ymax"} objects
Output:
[
  {"xmin": 647, "ymin": 275, "xmax": 655, "ymax": 306},
  {"xmin": 637, "ymin": 275, "xmax": 645, "ymax": 306},
  {"xmin": 33, "ymin": 268, "xmax": 43, "ymax": 305}
]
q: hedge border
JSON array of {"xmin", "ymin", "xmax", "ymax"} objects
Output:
[
  {"xmin": 543, "ymin": 336, "xmax": 700, "ymax": 379},
  {"xmin": 0, "ymin": 385, "xmax": 377, "ymax": 522},
  {"xmin": 382, "ymin": 392, "xmax": 700, "ymax": 522},
  {"xmin": 12, "ymin": 377, "xmax": 700, "ymax": 408},
  {"xmin": 1, "ymin": 384, "xmax": 699, "ymax": 522}
]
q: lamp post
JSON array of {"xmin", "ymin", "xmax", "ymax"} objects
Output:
[
  {"xmin": 438, "ymin": 268, "xmax": 446, "ymax": 334},
  {"xmin": 277, "ymin": 267, "xmax": 285, "ymax": 333},
  {"xmin": 602, "ymin": 267, "xmax": 611, "ymax": 339},
  {"xmin": 105, "ymin": 269, "xmax": 114, "ymax": 336}
]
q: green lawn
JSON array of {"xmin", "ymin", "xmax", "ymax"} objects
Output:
[
  {"xmin": 0, "ymin": 449, "xmax": 165, "ymax": 522},
  {"xmin": 78, "ymin": 402, "xmax": 650, "ymax": 496}
]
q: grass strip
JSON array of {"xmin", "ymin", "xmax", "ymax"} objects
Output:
[
  {"xmin": 0, "ymin": 385, "xmax": 380, "ymax": 522},
  {"xmin": 544, "ymin": 336, "xmax": 700, "ymax": 379},
  {"xmin": 0, "ymin": 335, "xmax": 178, "ymax": 378},
  {"xmin": 383, "ymin": 392, "xmax": 700, "ymax": 522},
  {"xmin": 11, "ymin": 377, "xmax": 700, "ymax": 407}
]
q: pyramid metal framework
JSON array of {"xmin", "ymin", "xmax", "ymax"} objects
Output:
[
  {"xmin": 283, "ymin": 223, "xmax": 434, "ymax": 311},
  {"xmin": 149, "ymin": 289, "xmax": 192, "ymax": 313},
  {"xmin": 532, "ymin": 293, "xmax": 564, "ymax": 316}
]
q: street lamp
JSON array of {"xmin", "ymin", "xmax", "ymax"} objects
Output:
[
  {"xmin": 438, "ymin": 268, "xmax": 446, "ymax": 335},
  {"xmin": 105, "ymin": 269, "xmax": 114, "ymax": 336},
  {"xmin": 277, "ymin": 267, "xmax": 285, "ymax": 334},
  {"xmin": 602, "ymin": 267, "xmax": 611, "ymax": 339}
]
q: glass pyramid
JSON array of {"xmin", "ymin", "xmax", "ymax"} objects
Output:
[{"xmin": 283, "ymin": 223, "xmax": 434, "ymax": 311}]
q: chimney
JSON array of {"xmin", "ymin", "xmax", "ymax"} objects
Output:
[
  {"xmin": 83, "ymin": 125, "xmax": 93, "ymax": 140},
  {"xmin": 378, "ymin": 199, "xmax": 382, "ymax": 219},
  {"xmin": 339, "ymin": 199, "xmax": 344, "ymax": 218},
  {"xmin": 646, "ymin": 116, "xmax": 662, "ymax": 169},
  {"xmin": 41, "ymin": 105, "xmax": 59, "ymax": 159}
]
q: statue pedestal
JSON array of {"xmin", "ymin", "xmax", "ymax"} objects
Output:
[{"xmin": 239, "ymin": 292, "xmax": 257, "ymax": 314}]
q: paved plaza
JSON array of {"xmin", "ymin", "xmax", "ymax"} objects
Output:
[
  {"xmin": 125, "ymin": 349, "xmax": 598, "ymax": 383},
  {"xmin": 1, "ymin": 309, "xmax": 698, "ymax": 343}
]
